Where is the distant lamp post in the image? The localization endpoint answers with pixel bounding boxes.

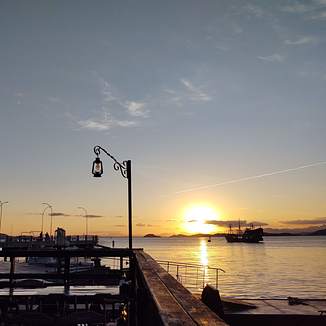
[77,206,89,237]
[92,145,133,249]
[42,202,53,236]
[0,201,9,235]
[41,204,49,235]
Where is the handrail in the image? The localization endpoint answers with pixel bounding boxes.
[157,259,226,292]
[157,259,225,272]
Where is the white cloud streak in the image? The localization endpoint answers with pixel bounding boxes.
[175,161,326,194]
[285,36,318,45]
[180,78,212,102]
[77,76,148,131]
[258,53,285,63]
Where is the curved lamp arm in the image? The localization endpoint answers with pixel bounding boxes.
[93,146,129,179]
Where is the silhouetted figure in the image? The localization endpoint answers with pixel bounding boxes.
[45,232,50,242]
[112,240,115,248]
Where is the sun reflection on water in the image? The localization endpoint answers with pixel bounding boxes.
[200,239,208,266]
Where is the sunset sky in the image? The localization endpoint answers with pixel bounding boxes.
[1,1,326,236]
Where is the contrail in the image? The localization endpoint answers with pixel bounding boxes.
[175,161,326,194]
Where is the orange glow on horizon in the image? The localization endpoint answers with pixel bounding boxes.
[182,204,219,234]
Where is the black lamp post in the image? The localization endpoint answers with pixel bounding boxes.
[92,146,133,250]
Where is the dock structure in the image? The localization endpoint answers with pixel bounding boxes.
[0,246,228,325]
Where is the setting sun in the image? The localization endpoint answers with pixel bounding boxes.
[183,205,219,234]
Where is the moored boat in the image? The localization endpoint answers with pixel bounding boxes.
[225,222,263,243]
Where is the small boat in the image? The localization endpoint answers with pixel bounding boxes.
[225,222,263,243]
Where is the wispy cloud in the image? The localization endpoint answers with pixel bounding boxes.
[281,218,326,225]
[175,161,326,194]
[136,223,146,227]
[244,4,264,17]
[281,1,326,20]
[77,75,148,132]
[309,10,326,20]
[285,36,318,45]
[85,214,103,219]
[205,220,268,227]
[124,101,149,117]
[78,113,137,131]
[281,4,312,14]
[49,212,69,217]
[180,78,212,102]
[78,119,111,131]
[258,53,285,63]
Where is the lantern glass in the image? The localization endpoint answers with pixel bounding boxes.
[92,157,103,177]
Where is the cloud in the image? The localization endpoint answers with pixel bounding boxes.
[281,218,326,225]
[285,36,318,45]
[78,119,111,131]
[258,54,285,63]
[85,214,103,219]
[249,221,269,227]
[49,212,69,216]
[78,114,137,131]
[309,11,326,20]
[115,215,124,218]
[116,120,137,127]
[166,219,176,222]
[281,1,326,20]
[77,75,148,132]
[244,4,264,17]
[125,101,149,117]
[204,220,268,227]
[114,224,125,227]
[180,78,212,102]
[281,4,311,14]
[136,223,146,227]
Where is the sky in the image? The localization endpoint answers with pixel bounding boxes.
[0,0,326,236]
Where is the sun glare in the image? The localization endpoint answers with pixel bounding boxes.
[183,205,219,234]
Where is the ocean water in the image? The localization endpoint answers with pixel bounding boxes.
[100,236,326,299]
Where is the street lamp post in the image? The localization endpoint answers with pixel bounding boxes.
[41,205,49,235]
[0,201,9,235]
[42,203,53,236]
[77,207,88,238]
[92,145,133,250]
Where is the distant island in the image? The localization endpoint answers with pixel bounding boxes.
[144,234,161,238]
[169,229,326,238]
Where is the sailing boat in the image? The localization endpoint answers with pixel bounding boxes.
[225,220,263,243]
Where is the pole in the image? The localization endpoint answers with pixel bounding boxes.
[127,160,132,250]
[0,204,2,235]
[0,201,8,235]
[77,207,88,238]
[41,206,48,235]
[86,214,88,237]
[50,206,53,236]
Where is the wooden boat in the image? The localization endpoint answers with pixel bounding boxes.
[225,222,263,243]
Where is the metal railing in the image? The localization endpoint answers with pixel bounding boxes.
[157,260,225,294]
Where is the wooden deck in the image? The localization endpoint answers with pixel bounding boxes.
[134,250,227,326]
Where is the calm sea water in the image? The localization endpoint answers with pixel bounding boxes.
[100,236,326,299]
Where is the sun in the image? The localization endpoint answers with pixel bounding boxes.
[183,205,219,234]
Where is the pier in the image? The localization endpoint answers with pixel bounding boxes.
[0,245,227,325]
